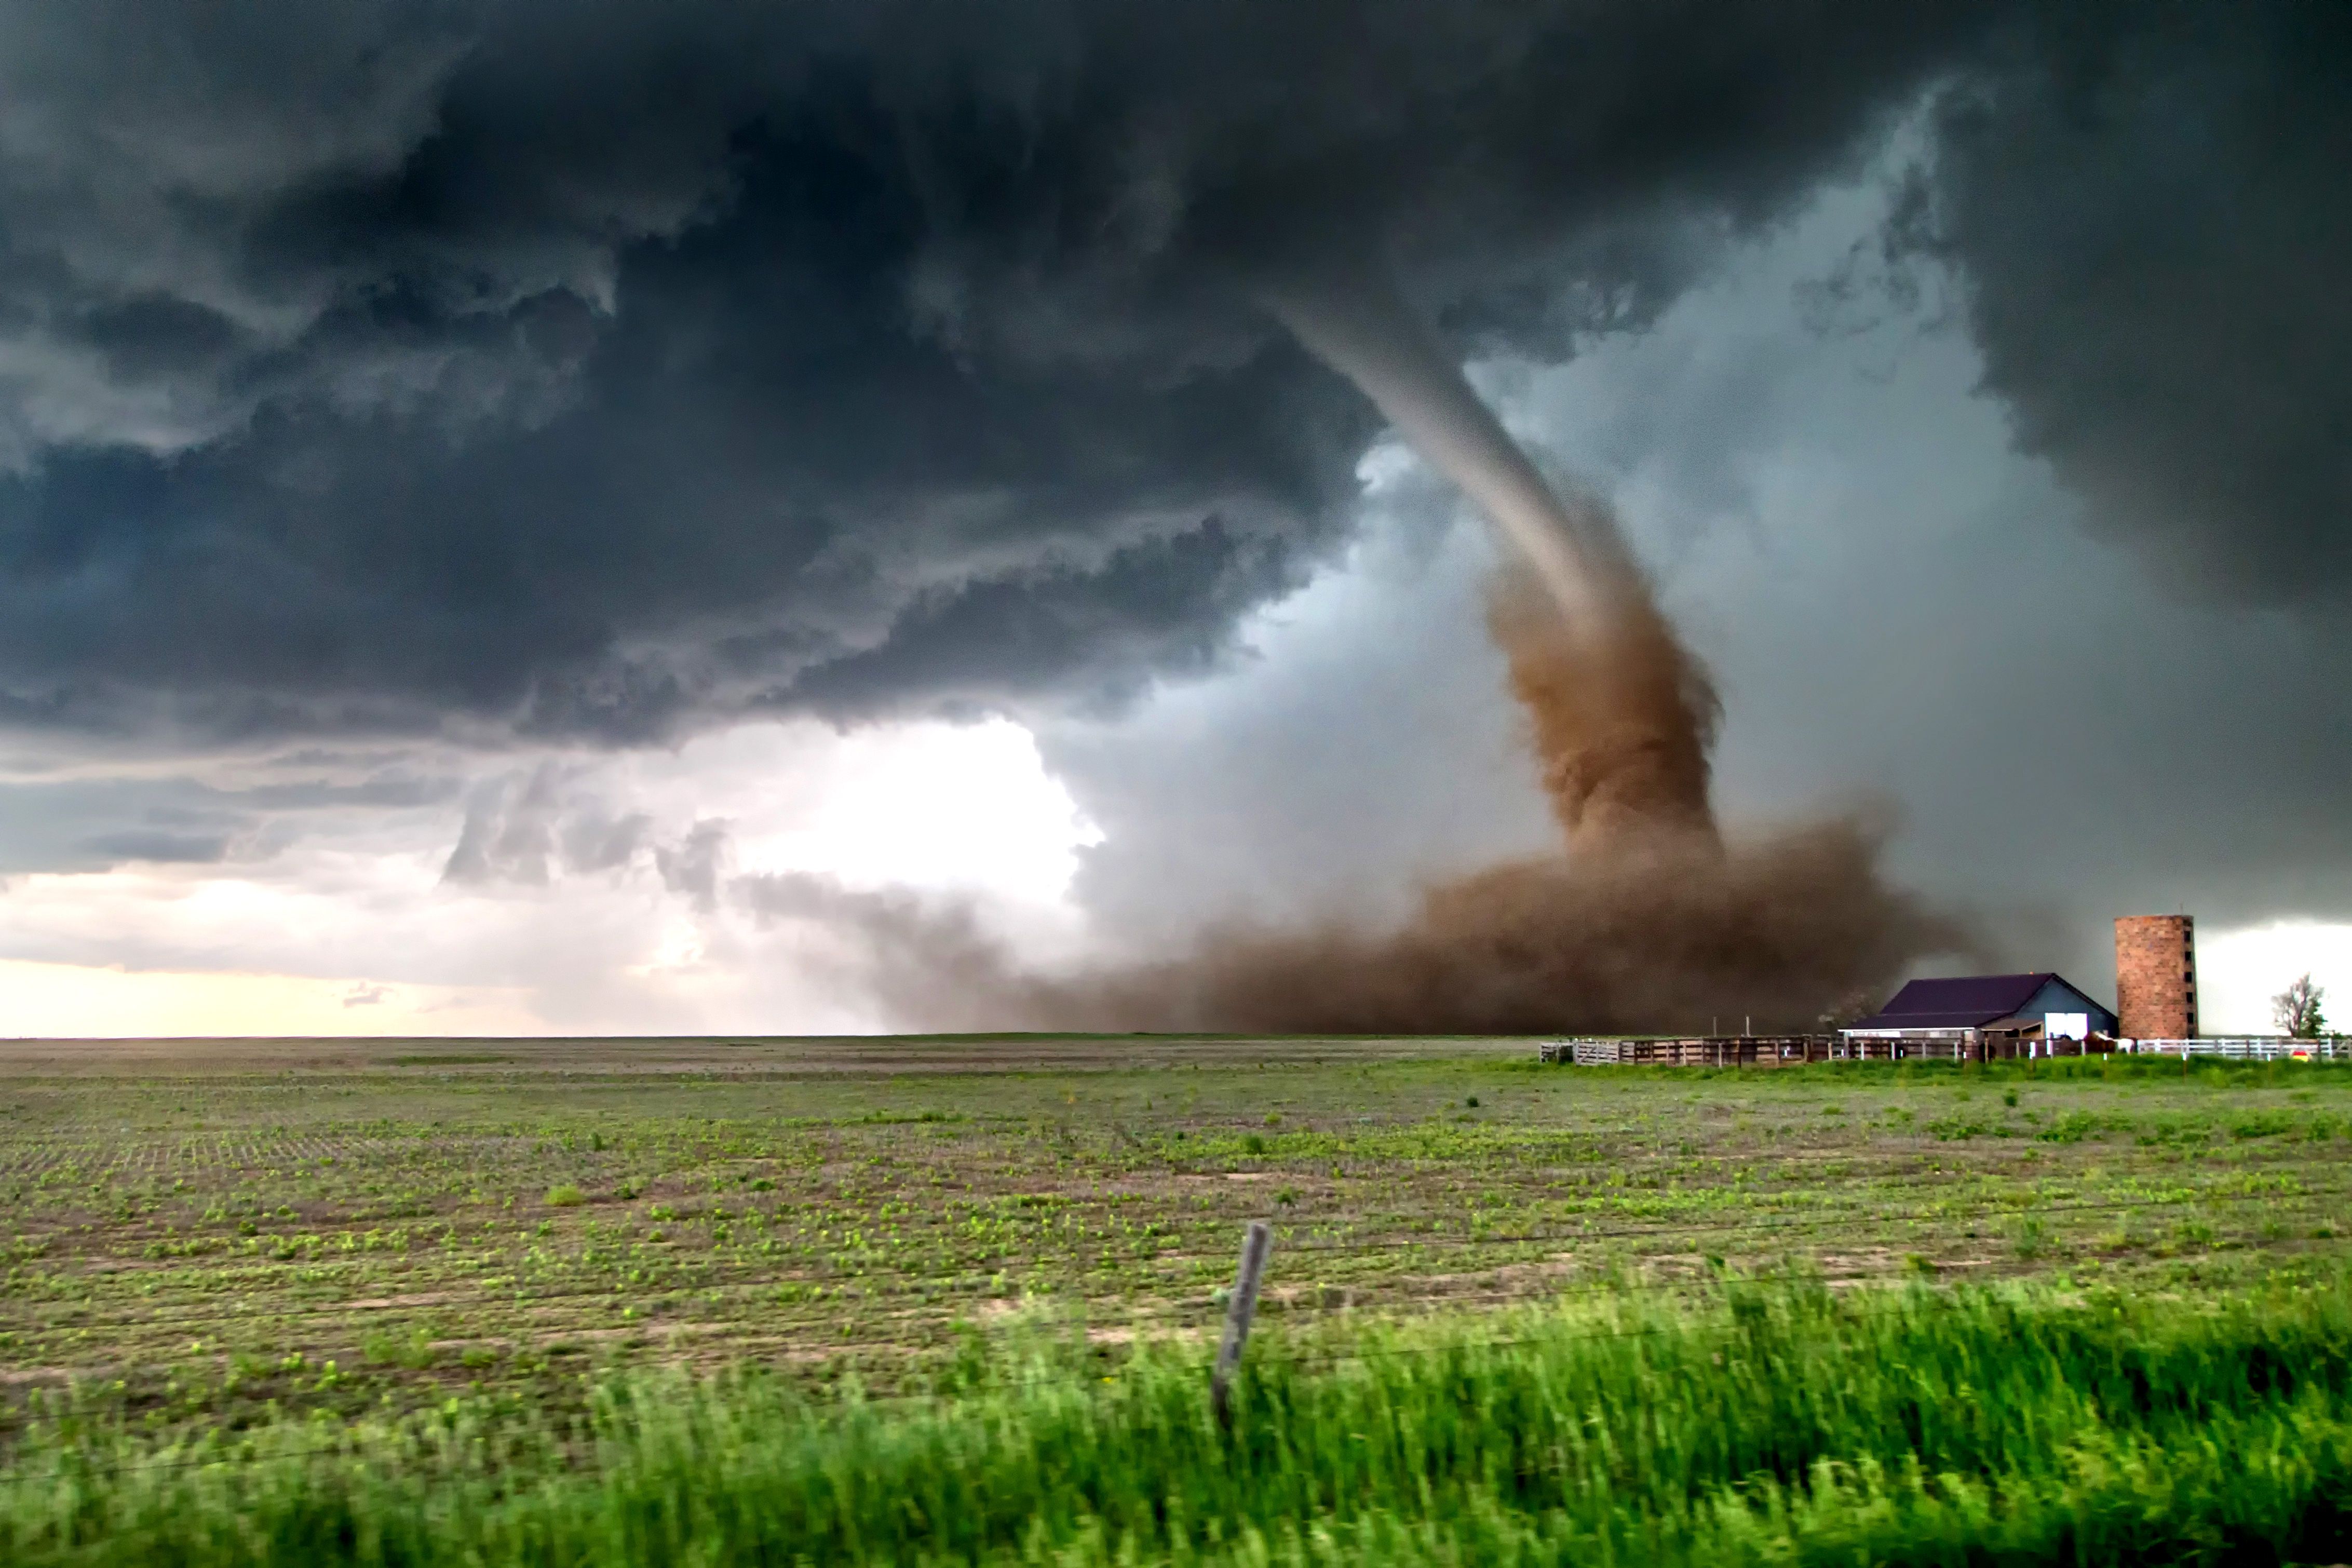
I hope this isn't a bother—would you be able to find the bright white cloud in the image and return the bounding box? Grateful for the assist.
[0,717,1100,1036]
[610,718,1102,903]
[2196,921,2352,1036]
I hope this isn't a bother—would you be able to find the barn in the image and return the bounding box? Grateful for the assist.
[1841,973,2119,1058]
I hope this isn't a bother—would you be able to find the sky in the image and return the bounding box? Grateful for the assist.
[0,1,2344,1037]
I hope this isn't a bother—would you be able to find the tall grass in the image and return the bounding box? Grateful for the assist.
[9,1277,2352,1565]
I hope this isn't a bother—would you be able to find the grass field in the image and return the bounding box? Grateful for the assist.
[3,1035,2349,1562]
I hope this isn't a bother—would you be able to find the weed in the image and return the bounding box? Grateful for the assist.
[361,1328,438,1370]
[2038,1111,2100,1143]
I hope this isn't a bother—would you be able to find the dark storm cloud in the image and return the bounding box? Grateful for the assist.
[0,0,2018,743]
[1920,3,2352,597]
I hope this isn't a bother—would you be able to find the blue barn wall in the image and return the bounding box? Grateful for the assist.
[2022,976,2119,1034]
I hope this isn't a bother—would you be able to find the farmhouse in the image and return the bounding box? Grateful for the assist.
[1841,972,2117,1057]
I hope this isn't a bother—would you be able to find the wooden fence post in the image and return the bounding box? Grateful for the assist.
[1212,1220,1274,1428]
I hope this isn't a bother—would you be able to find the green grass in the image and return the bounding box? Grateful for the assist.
[7,1274,2352,1564]
[6,1043,2352,1560]
[2,1046,2350,1432]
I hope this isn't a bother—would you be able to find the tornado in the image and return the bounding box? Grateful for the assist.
[1259,266,1719,845]
[778,267,1967,1036]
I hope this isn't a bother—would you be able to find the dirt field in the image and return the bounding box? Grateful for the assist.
[0,1035,2343,1430]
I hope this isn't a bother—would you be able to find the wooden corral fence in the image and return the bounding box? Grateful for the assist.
[1540,1036,1836,1067]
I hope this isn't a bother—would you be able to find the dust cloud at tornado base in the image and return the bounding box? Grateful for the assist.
[739,275,1967,1035]
[747,462,1965,1036]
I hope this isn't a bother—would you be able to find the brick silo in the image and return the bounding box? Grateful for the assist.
[2114,915,2198,1040]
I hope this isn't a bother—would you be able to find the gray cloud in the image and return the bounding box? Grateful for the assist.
[1920,3,2352,599]
[0,0,2045,745]
[442,767,562,885]
[739,869,1018,1030]
[1035,467,1550,950]
[440,762,661,886]
[655,818,733,914]
[435,761,727,895]
[74,828,231,865]
[0,764,460,874]
[561,810,654,876]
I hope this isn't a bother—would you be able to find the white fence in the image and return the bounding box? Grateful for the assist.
[2119,1037,2344,1061]
[1537,1039,1630,1065]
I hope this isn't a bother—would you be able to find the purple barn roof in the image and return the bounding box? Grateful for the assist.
[1850,973,2075,1032]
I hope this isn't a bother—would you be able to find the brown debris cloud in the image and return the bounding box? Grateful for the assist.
[749,555,1962,1036]
[1487,566,1719,848]
[747,272,1963,1034]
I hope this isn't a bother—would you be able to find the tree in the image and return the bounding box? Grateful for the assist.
[1817,989,1876,1032]
[2273,974,2328,1039]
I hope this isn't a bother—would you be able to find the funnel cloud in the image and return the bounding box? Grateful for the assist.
[1265,268,1719,845]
